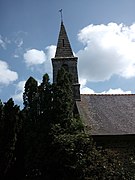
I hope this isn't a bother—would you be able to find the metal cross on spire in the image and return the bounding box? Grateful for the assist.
[59,9,63,23]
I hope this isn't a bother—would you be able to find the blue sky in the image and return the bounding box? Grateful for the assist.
[1,0,135,107]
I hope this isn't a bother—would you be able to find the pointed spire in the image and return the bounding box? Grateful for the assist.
[55,22,74,58]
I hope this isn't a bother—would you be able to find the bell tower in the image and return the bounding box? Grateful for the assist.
[51,21,80,101]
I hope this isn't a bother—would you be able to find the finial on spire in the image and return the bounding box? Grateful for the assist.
[59,9,63,23]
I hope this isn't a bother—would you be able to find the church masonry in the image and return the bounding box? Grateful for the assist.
[51,21,81,101]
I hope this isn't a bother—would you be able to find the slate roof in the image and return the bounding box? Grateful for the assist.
[76,94,135,135]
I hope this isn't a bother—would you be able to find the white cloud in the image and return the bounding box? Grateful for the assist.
[80,78,95,94]
[0,38,6,49]
[0,40,5,48]
[45,45,56,60]
[0,60,18,85]
[15,38,23,48]
[14,46,24,59]
[23,46,56,79]
[13,81,25,102]
[18,39,23,48]
[101,88,131,94]
[0,35,11,50]
[14,54,19,58]
[44,45,56,78]
[24,49,46,66]
[13,31,27,58]
[81,86,95,94]
[80,78,131,94]
[77,23,135,82]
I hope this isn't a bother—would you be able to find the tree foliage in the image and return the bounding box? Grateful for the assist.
[52,68,74,127]
[0,98,22,178]
[0,69,134,179]
[22,69,132,179]
[23,76,38,109]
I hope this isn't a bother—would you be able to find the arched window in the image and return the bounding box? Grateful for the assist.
[62,64,69,72]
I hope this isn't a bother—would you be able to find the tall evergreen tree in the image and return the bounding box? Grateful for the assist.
[22,74,53,178]
[0,98,21,178]
[23,77,40,177]
[23,76,38,110]
[38,73,52,121]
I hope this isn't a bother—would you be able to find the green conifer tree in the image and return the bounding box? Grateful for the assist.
[0,99,21,178]
[38,73,52,121]
[23,76,38,110]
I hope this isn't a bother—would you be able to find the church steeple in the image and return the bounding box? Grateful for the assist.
[55,22,74,58]
[52,21,81,101]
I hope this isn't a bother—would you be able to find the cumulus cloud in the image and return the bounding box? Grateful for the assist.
[80,86,95,94]
[13,81,25,102]
[23,46,56,79]
[101,88,131,94]
[80,78,95,94]
[24,49,46,66]
[44,45,56,78]
[77,23,135,82]
[0,60,18,85]
[45,45,56,60]
[80,78,131,94]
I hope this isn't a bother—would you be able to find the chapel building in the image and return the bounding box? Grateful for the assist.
[52,20,135,147]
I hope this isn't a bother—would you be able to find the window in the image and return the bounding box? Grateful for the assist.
[62,64,69,71]
[62,39,64,47]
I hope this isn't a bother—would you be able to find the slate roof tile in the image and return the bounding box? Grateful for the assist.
[76,94,135,135]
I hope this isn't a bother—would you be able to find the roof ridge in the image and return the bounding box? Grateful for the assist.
[81,94,135,96]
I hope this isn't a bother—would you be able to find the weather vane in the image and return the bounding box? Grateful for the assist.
[59,9,63,23]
